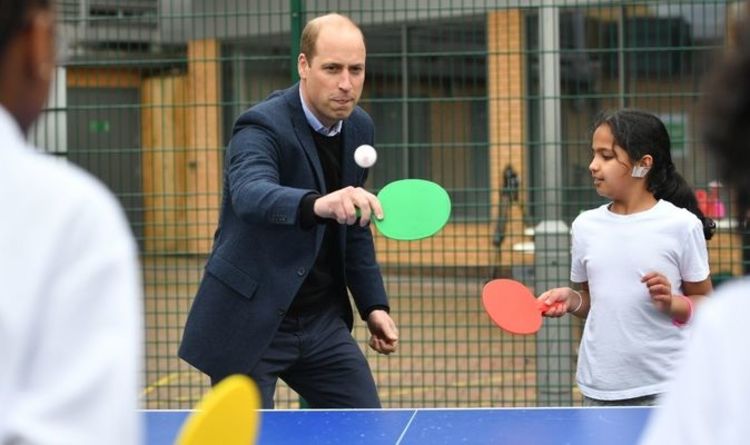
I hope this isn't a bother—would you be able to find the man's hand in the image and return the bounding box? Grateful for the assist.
[313,186,383,226]
[366,309,399,355]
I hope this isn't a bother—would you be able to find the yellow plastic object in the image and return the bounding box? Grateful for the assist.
[175,375,262,445]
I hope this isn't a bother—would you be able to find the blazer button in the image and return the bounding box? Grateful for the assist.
[296,267,305,277]
[278,309,286,317]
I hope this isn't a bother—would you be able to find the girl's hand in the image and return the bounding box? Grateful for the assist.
[641,272,673,314]
[537,287,577,317]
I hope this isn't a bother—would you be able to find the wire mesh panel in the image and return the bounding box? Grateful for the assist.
[40,0,743,409]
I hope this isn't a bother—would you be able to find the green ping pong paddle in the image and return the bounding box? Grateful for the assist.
[372,179,451,241]
[482,279,563,335]
[176,374,262,445]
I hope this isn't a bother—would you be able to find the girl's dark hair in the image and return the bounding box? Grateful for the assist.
[701,5,750,227]
[0,0,51,56]
[593,109,715,240]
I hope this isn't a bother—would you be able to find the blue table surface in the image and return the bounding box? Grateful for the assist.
[145,406,652,445]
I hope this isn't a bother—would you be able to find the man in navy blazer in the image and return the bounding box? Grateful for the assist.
[179,13,399,408]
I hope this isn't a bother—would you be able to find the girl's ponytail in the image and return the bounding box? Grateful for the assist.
[651,167,716,240]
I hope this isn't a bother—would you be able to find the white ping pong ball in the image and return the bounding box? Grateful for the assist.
[354,144,377,168]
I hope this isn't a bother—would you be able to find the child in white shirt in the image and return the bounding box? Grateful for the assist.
[538,109,713,406]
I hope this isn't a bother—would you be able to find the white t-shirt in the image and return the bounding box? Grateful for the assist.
[638,278,750,445]
[0,106,143,444]
[571,200,710,400]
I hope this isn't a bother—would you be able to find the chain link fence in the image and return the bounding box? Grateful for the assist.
[39,0,744,408]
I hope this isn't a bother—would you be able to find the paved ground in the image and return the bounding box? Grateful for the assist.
[140,256,582,409]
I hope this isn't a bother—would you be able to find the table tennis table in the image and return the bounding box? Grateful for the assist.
[146,406,652,444]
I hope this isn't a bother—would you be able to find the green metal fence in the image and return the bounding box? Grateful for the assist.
[42,0,743,409]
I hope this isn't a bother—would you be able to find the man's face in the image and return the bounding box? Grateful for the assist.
[298,24,365,127]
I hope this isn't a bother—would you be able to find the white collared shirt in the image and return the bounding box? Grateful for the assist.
[0,105,143,445]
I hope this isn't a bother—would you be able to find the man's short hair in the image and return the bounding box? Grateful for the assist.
[299,13,363,61]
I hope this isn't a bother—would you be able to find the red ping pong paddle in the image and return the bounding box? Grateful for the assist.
[481,279,562,335]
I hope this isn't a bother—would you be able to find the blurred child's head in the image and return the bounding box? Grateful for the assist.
[0,0,55,133]
[701,3,750,224]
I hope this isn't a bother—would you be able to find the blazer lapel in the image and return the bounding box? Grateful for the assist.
[286,85,326,194]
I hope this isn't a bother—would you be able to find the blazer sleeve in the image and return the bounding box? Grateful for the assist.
[226,110,315,226]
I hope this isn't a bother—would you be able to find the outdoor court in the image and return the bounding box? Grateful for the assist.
[145,406,652,444]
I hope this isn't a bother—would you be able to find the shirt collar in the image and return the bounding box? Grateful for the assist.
[299,86,343,137]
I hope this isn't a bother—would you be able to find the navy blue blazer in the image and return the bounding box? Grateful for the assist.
[178,84,389,379]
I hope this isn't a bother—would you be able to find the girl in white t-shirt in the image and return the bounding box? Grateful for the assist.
[538,109,714,406]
